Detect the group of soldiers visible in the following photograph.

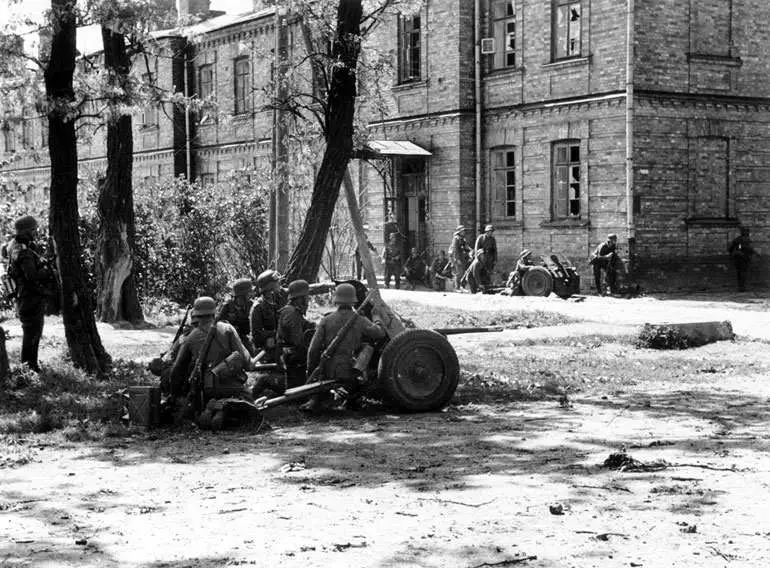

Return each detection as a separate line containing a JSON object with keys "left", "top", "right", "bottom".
{"left": 157, "top": 271, "right": 386, "bottom": 421}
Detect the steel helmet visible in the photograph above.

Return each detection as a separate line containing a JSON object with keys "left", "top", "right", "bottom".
{"left": 256, "top": 269, "right": 280, "bottom": 292}
{"left": 191, "top": 296, "right": 217, "bottom": 319}
{"left": 287, "top": 279, "right": 310, "bottom": 300}
{"left": 333, "top": 283, "right": 357, "bottom": 306}
{"left": 232, "top": 277, "right": 253, "bottom": 296}
{"left": 14, "top": 215, "right": 38, "bottom": 236}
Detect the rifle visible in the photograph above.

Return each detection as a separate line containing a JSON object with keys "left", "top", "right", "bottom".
{"left": 305, "top": 291, "right": 376, "bottom": 386}
{"left": 188, "top": 321, "right": 219, "bottom": 414}
{"left": 169, "top": 307, "right": 191, "bottom": 352}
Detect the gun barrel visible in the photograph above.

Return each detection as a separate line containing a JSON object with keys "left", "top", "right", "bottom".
{"left": 433, "top": 326, "right": 504, "bottom": 336}
{"left": 256, "top": 380, "right": 339, "bottom": 409}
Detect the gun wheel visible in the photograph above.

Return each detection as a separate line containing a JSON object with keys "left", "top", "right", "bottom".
{"left": 522, "top": 266, "right": 553, "bottom": 296}
{"left": 377, "top": 329, "right": 459, "bottom": 412}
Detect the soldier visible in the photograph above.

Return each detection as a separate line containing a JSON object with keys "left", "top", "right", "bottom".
{"left": 506, "top": 249, "right": 535, "bottom": 295}
{"left": 590, "top": 233, "right": 619, "bottom": 295}
{"left": 473, "top": 224, "right": 498, "bottom": 292}
{"left": 277, "top": 279, "right": 316, "bottom": 389}
{"left": 249, "top": 269, "right": 287, "bottom": 362}
{"left": 403, "top": 247, "right": 426, "bottom": 290}
{"left": 382, "top": 232, "right": 403, "bottom": 289}
{"left": 6, "top": 216, "right": 56, "bottom": 372}
{"left": 429, "top": 250, "right": 451, "bottom": 291}
{"left": 168, "top": 296, "right": 256, "bottom": 404}
{"left": 728, "top": 227, "right": 759, "bottom": 292}
{"left": 449, "top": 225, "right": 470, "bottom": 291}
{"left": 302, "top": 283, "right": 386, "bottom": 412}
{"left": 216, "top": 278, "right": 254, "bottom": 354}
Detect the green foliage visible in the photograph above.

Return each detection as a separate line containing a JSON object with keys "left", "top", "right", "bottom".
{"left": 635, "top": 324, "right": 690, "bottom": 350}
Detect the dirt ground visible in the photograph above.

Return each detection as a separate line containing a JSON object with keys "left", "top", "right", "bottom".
{"left": 2, "top": 289, "right": 770, "bottom": 567}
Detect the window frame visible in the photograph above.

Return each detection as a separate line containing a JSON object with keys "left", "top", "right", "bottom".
{"left": 21, "top": 118, "right": 32, "bottom": 148}
{"left": 141, "top": 73, "right": 158, "bottom": 127}
{"left": 551, "top": 0, "right": 582, "bottom": 61}
{"left": 397, "top": 14, "right": 421, "bottom": 83}
{"left": 198, "top": 64, "right": 215, "bottom": 101}
{"left": 551, "top": 140, "right": 582, "bottom": 220}
{"left": 233, "top": 57, "right": 251, "bottom": 115}
{"left": 491, "top": 0, "right": 517, "bottom": 70}
{"left": 490, "top": 147, "right": 517, "bottom": 220}
{"left": 2, "top": 124, "right": 15, "bottom": 153}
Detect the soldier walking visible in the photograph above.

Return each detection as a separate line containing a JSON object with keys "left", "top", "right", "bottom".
{"left": 473, "top": 224, "right": 498, "bottom": 292}
{"left": 216, "top": 278, "right": 254, "bottom": 354}
{"left": 277, "top": 279, "right": 316, "bottom": 389}
{"left": 449, "top": 225, "right": 470, "bottom": 291}
{"left": 249, "top": 270, "right": 286, "bottom": 362}
{"left": 6, "top": 216, "right": 56, "bottom": 372}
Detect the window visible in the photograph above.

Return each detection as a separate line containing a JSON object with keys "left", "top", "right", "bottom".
{"left": 397, "top": 14, "right": 421, "bottom": 82}
{"left": 40, "top": 118, "right": 48, "bottom": 147}
{"left": 234, "top": 57, "right": 251, "bottom": 114}
{"left": 492, "top": 148, "right": 516, "bottom": 218}
{"left": 141, "top": 73, "right": 158, "bottom": 127}
{"left": 491, "top": 0, "right": 516, "bottom": 69}
{"left": 691, "top": 137, "right": 729, "bottom": 218}
{"left": 199, "top": 64, "right": 214, "bottom": 100}
{"left": 21, "top": 119, "right": 32, "bottom": 147}
{"left": 2, "top": 124, "right": 15, "bottom": 153}
{"left": 552, "top": 0, "right": 581, "bottom": 60}
{"left": 552, "top": 141, "right": 581, "bottom": 218}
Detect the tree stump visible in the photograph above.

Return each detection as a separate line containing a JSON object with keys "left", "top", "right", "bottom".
{"left": 637, "top": 321, "right": 734, "bottom": 349}
{"left": 0, "top": 326, "right": 9, "bottom": 384}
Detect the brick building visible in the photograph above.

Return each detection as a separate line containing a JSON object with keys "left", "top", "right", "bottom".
{"left": 2, "top": 0, "right": 769, "bottom": 289}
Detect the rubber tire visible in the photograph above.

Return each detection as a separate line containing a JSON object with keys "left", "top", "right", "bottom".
{"left": 522, "top": 266, "right": 553, "bottom": 297}
{"left": 377, "top": 329, "right": 460, "bottom": 412}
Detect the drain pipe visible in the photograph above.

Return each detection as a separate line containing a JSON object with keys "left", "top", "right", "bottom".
{"left": 474, "top": 0, "right": 483, "bottom": 235}
{"left": 625, "top": 0, "right": 636, "bottom": 268}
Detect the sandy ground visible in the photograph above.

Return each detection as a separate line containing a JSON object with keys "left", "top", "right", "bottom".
{"left": 2, "top": 289, "right": 770, "bottom": 567}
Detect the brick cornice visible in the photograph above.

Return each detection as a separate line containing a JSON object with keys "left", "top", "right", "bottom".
{"left": 486, "top": 91, "right": 626, "bottom": 123}
{"left": 635, "top": 90, "right": 770, "bottom": 112}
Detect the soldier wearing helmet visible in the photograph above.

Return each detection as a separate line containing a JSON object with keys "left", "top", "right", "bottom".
{"left": 302, "top": 283, "right": 386, "bottom": 411}
{"left": 6, "top": 215, "right": 56, "bottom": 372}
{"left": 472, "top": 224, "right": 498, "bottom": 292}
{"left": 216, "top": 277, "right": 254, "bottom": 354}
{"left": 277, "top": 279, "right": 316, "bottom": 388}
{"left": 506, "top": 248, "right": 535, "bottom": 296}
{"left": 169, "top": 296, "right": 256, "bottom": 403}
{"left": 589, "top": 233, "right": 619, "bottom": 295}
{"left": 249, "top": 269, "right": 287, "bottom": 362}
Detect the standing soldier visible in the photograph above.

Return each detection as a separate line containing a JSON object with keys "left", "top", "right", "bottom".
{"left": 277, "top": 279, "right": 316, "bottom": 389}
{"left": 449, "top": 225, "right": 470, "bottom": 291}
{"left": 249, "top": 270, "right": 286, "bottom": 362}
{"left": 589, "top": 233, "right": 619, "bottom": 295}
{"left": 302, "top": 283, "right": 386, "bottom": 412}
{"left": 216, "top": 278, "right": 254, "bottom": 354}
{"left": 382, "top": 232, "right": 403, "bottom": 289}
{"left": 473, "top": 224, "right": 498, "bottom": 292}
{"left": 728, "top": 227, "right": 759, "bottom": 292}
{"left": 6, "top": 216, "right": 56, "bottom": 372}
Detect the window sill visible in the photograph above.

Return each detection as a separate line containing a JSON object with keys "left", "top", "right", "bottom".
{"left": 687, "top": 53, "right": 742, "bottom": 67}
{"left": 542, "top": 56, "right": 591, "bottom": 70}
{"left": 685, "top": 217, "right": 740, "bottom": 228}
{"left": 139, "top": 124, "right": 159, "bottom": 132}
{"left": 392, "top": 79, "right": 428, "bottom": 92}
{"left": 540, "top": 218, "right": 590, "bottom": 228}
{"left": 485, "top": 67, "right": 524, "bottom": 79}
{"left": 490, "top": 220, "right": 522, "bottom": 230}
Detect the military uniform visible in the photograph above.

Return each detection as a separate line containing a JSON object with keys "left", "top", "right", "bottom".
{"left": 249, "top": 271, "right": 287, "bottom": 361}
{"left": 403, "top": 250, "right": 426, "bottom": 290}
{"left": 217, "top": 299, "right": 252, "bottom": 350}
{"left": 728, "top": 230, "right": 757, "bottom": 292}
{"left": 429, "top": 254, "right": 450, "bottom": 291}
{"left": 7, "top": 217, "right": 54, "bottom": 372}
{"left": 473, "top": 225, "right": 498, "bottom": 291}
{"left": 277, "top": 280, "right": 315, "bottom": 389}
{"left": 449, "top": 226, "right": 470, "bottom": 290}
{"left": 506, "top": 250, "right": 534, "bottom": 295}
{"left": 590, "top": 235, "right": 619, "bottom": 295}
{"left": 382, "top": 238, "right": 402, "bottom": 289}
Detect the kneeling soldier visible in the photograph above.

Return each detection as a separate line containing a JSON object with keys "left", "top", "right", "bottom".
{"left": 277, "top": 279, "right": 316, "bottom": 389}
{"left": 302, "top": 283, "right": 386, "bottom": 412}
{"left": 216, "top": 278, "right": 254, "bottom": 354}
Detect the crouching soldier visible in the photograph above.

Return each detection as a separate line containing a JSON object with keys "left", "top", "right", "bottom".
{"left": 277, "top": 279, "right": 316, "bottom": 389}
{"left": 169, "top": 296, "right": 257, "bottom": 417}
{"left": 216, "top": 278, "right": 254, "bottom": 354}
{"left": 250, "top": 270, "right": 286, "bottom": 362}
{"left": 505, "top": 249, "right": 535, "bottom": 295}
{"left": 301, "top": 283, "right": 386, "bottom": 412}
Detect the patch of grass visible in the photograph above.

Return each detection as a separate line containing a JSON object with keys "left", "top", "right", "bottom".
{"left": 0, "top": 358, "right": 156, "bottom": 437}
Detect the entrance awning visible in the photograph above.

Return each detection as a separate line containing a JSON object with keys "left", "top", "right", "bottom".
{"left": 356, "top": 140, "right": 432, "bottom": 159}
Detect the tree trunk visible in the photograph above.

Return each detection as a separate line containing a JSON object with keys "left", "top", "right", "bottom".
{"left": 45, "top": 0, "right": 111, "bottom": 374}
{"left": 96, "top": 26, "right": 144, "bottom": 324}
{"left": 284, "top": 0, "right": 363, "bottom": 282}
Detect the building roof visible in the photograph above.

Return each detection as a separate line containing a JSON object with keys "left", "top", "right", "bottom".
{"left": 154, "top": 7, "right": 275, "bottom": 40}
{"left": 359, "top": 140, "right": 432, "bottom": 158}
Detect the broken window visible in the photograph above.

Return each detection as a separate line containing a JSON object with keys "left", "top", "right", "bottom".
{"left": 552, "top": 0, "right": 581, "bottom": 60}
{"left": 492, "top": 148, "right": 516, "bottom": 218}
{"left": 398, "top": 14, "right": 421, "bottom": 82}
{"left": 552, "top": 141, "right": 581, "bottom": 219}
{"left": 491, "top": 0, "right": 516, "bottom": 69}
